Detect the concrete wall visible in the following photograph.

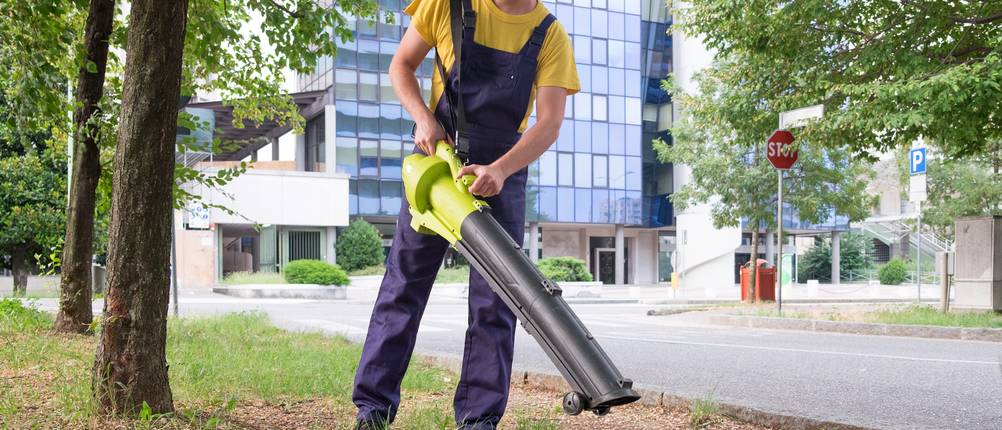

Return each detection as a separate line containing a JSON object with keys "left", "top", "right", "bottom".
{"left": 539, "top": 224, "right": 663, "bottom": 285}
{"left": 175, "top": 225, "right": 216, "bottom": 289}
{"left": 541, "top": 230, "right": 585, "bottom": 260}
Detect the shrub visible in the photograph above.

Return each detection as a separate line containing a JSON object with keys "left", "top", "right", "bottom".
{"left": 878, "top": 258, "right": 908, "bottom": 285}
{"left": 537, "top": 257, "right": 592, "bottom": 282}
{"left": 283, "top": 260, "right": 349, "bottom": 286}
{"left": 797, "top": 232, "right": 873, "bottom": 282}
{"left": 336, "top": 219, "right": 385, "bottom": 272}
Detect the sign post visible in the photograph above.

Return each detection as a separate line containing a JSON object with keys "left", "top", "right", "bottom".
{"left": 772, "top": 105, "right": 824, "bottom": 315}
{"left": 909, "top": 147, "right": 928, "bottom": 301}
{"left": 767, "top": 130, "right": 798, "bottom": 315}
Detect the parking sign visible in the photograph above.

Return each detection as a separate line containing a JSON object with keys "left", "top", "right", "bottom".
{"left": 909, "top": 148, "right": 927, "bottom": 175}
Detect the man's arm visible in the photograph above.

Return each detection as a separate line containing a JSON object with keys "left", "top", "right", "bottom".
{"left": 390, "top": 25, "right": 448, "bottom": 155}
{"left": 457, "top": 86, "right": 568, "bottom": 197}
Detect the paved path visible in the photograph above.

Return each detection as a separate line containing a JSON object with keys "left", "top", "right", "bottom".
{"left": 24, "top": 290, "right": 1002, "bottom": 429}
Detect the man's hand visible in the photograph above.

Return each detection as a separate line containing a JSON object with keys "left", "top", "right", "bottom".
{"left": 414, "top": 114, "right": 449, "bottom": 155}
{"left": 456, "top": 163, "right": 510, "bottom": 197}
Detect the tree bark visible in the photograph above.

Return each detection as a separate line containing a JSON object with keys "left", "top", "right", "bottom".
{"left": 55, "top": 0, "right": 115, "bottom": 335}
{"left": 11, "top": 244, "right": 29, "bottom": 297}
{"left": 92, "top": 0, "right": 188, "bottom": 416}
{"left": 748, "top": 226, "right": 759, "bottom": 304}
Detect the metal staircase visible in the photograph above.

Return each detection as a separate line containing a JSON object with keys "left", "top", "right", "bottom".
{"left": 857, "top": 216, "right": 952, "bottom": 258}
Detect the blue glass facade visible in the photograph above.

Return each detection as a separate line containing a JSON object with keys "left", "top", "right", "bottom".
{"left": 301, "top": 0, "right": 674, "bottom": 226}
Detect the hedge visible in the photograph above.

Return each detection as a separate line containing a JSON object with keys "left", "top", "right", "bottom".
{"left": 283, "top": 260, "right": 349, "bottom": 286}
{"left": 878, "top": 258, "right": 908, "bottom": 285}
{"left": 537, "top": 257, "right": 592, "bottom": 282}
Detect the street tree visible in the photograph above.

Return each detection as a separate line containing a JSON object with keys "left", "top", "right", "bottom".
{"left": 672, "top": 0, "right": 1002, "bottom": 160}
{"left": 92, "top": 0, "right": 189, "bottom": 414}
{"left": 89, "top": 0, "right": 381, "bottom": 416}
{"left": 917, "top": 149, "right": 1002, "bottom": 240}
{"left": 657, "top": 54, "right": 873, "bottom": 302}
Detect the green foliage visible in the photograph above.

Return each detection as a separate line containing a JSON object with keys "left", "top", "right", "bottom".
{"left": 0, "top": 299, "right": 52, "bottom": 333}
{"left": 282, "top": 260, "right": 349, "bottom": 286}
{"left": 920, "top": 149, "right": 1002, "bottom": 240}
{"left": 689, "top": 391, "right": 720, "bottom": 429}
{"left": 878, "top": 258, "right": 908, "bottom": 285}
{"left": 335, "top": 219, "right": 385, "bottom": 272}
{"left": 797, "top": 233, "right": 873, "bottom": 282}
{"left": 435, "top": 265, "right": 470, "bottom": 284}
{"left": 673, "top": 1, "right": 1002, "bottom": 160}
{"left": 537, "top": 257, "right": 593, "bottom": 282}
{"left": 220, "top": 271, "right": 286, "bottom": 285}
{"left": 0, "top": 150, "right": 67, "bottom": 269}
{"left": 869, "top": 305, "right": 1002, "bottom": 328}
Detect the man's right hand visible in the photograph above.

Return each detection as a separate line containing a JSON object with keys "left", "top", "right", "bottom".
{"left": 414, "top": 115, "right": 450, "bottom": 155}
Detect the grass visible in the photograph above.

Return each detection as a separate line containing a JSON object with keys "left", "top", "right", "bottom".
{"left": 219, "top": 271, "right": 287, "bottom": 285}
{"left": 688, "top": 392, "right": 720, "bottom": 429}
{"left": 347, "top": 264, "right": 387, "bottom": 276}
{"left": 0, "top": 299, "right": 457, "bottom": 429}
{"left": 434, "top": 266, "right": 470, "bottom": 284}
{"left": 867, "top": 305, "right": 1002, "bottom": 328}
{"left": 748, "top": 304, "right": 1002, "bottom": 328}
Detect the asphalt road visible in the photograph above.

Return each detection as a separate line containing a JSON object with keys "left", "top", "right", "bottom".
{"left": 34, "top": 293, "right": 1002, "bottom": 429}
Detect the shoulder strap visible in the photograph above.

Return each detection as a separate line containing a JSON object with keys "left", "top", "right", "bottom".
{"left": 520, "top": 14, "right": 556, "bottom": 59}
{"left": 433, "top": 0, "right": 475, "bottom": 162}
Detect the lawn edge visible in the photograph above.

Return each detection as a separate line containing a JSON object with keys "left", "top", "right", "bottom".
{"left": 705, "top": 314, "right": 1002, "bottom": 342}
{"left": 419, "top": 355, "right": 872, "bottom": 430}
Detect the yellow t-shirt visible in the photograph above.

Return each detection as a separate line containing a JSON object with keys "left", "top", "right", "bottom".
{"left": 404, "top": 0, "right": 580, "bottom": 132}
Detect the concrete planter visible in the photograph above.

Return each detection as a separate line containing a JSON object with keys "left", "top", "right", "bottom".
{"left": 213, "top": 284, "right": 347, "bottom": 300}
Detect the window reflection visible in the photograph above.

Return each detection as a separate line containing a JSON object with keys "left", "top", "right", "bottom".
{"left": 593, "top": 155, "right": 608, "bottom": 187}
{"left": 591, "top": 122, "right": 608, "bottom": 154}
{"left": 574, "top": 121, "right": 591, "bottom": 152}
{"left": 335, "top": 69, "right": 357, "bottom": 100}
{"left": 575, "top": 188, "right": 592, "bottom": 223}
{"left": 591, "top": 10, "right": 608, "bottom": 39}
{"left": 381, "top": 180, "right": 402, "bottom": 215}
{"left": 609, "top": 155, "right": 625, "bottom": 188}
{"left": 357, "top": 103, "right": 380, "bottom": 138}
{"left": 359, "top": 140, "right": 379, "bottom": 177}
{"left": 593, "top": 95, "right": 607, "bottom": 122}
{"left": 359, "top": 72, "right": 378, "bottom": 102}
{"left": 358, "top": 179, "right": 379, "bottom": 214}
{"left": 539, "top": 151, "right": 557, "bottom": 186}
{"left": 380, "top": 140, "right": 402, "bottom": 179}
{"left": 336, "top": 137, "right": 358, "bottom": 175}
{"left": 592, "top": 39, "right": 607, "bottom": 65}
{"left": 557, "top": 187, "right": 575, "bottom": 222}
{"left": 558, "top": 152, "right": 574, "bottom": 186}
{"left": 539, "top": 186, "right": 557, "bottom": 221}
{"left": 336, "top": 101, "right": 357, "bottom": 137}
{"left": 575, "top": 153, "right": 591, "bottom": 187}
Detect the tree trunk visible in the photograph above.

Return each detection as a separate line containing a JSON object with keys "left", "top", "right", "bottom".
{"left": 92, "top": 0, "right": 188, "bottom": 416}
{"left": 11, "top": 245, "right": 29, "bottom": 297}
{"left": 748, "top": 226, "right": 759, "bottom": 304}
{"left": 55, "top": 0, "right": 115, "bottom": 335}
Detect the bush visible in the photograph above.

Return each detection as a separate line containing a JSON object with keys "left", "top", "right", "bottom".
{"left": 797, "top": 232, "right": 873, "bottom": 282}
{"left": 283, "top": 260, "right": 349, "bottom": 286}
{"left": 878, "top": 258, "right": 908, "bottom": 285}
{"left": 336, "top": 219, "right": 385, "bottom": 272}
{"left": 537, "top": 257, "right": 592, "bottom": 282}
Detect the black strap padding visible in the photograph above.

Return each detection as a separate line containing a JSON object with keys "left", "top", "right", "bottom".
{"left": 433, "top": 0, "right": 473, "bottom": 162}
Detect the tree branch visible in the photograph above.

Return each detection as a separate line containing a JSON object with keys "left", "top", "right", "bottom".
{"left": 263, "top": 0, "right": 303, "bottom": 18}
{"left": 900, "top": 1, "right": 1002, "bottom": 25}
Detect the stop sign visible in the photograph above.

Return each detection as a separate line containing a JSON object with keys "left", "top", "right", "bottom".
{"left": 766, "top": 130, "right": 798, "bottom": 170}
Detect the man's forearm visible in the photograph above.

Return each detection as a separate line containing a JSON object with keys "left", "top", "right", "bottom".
{"left": 492, "top": 118, "right": 561, "bottom": 177}
{"left": 389, "top": 62, "right": 436, "bottom": 128}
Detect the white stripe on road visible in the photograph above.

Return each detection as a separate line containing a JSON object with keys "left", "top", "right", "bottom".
{"left": 596, "top": 335, "right": 1001, "bottom": 366}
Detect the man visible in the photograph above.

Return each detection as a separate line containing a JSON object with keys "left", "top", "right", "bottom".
{"left": 352, "top": 0, "right": 578, "bottom": 428}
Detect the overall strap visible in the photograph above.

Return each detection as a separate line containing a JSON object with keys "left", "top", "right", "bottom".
{"left": 433, "top": 0, "right": 476, "bottom": 162}
{"left": 519, "top": 14, "right": 556, "bottom": 59}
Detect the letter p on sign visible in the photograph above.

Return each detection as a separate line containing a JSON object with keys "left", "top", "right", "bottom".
{"left": 909, "top": 148, "right": 927, "bottom": 176}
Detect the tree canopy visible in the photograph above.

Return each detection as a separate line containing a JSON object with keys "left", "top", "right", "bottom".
{"left": 672, "top": 0, "right": 1002, "bottom": 160}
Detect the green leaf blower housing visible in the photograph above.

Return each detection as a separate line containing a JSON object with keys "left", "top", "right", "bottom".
{"left": 402, "top": 141, "right": 641, "bottom": 415}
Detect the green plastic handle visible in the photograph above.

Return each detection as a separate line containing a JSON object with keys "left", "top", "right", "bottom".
{"left": 434, "top": 140, "right": 477, "bottom": 193}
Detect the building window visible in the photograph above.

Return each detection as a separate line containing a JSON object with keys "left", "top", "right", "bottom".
{"left": 557, "top": 187, "right": 575, "bottom": 222}
{"left": 357, "top": 103, "right": 380, "bottom": 138}
{"left": 626, "top": 156, "right": 642, "bottom": 191}
{"left": 359, "top": 139, "right": 379, "bottom": 177}
{"left": 336, "top": 101, "right": 358, "bottom": 137}
{"left": 591, "top": 10, "right": 608, "bottom": 38}
{"left": 358, "top": 39, "right": 380, "bottom": 70}
{"left": 592, "top": 122, "right": 608, "bottom": 154}
{"left": 574, "top": 93, "right": 591, "bottom": 120}
{"left": 575, "top": 188, "right": 592, "bottom": 223}
{"left": 358, "top": 179, "right": 380, "bottom": 214}
{"left": 574, "top": 120, "right": 591, "bottom": 153}
{"left": 608, "top": 12, "right": 624, "bottom": 40}
{"left": 574, "top": 6, "right": 591, "bottom": 35}
{"left": 593, "top": 155, "right": 608, "bottom": 187}
{"left": 609, "top": 154, "right": 625, "bottom": 188}
{"left": 380, "top": 104, "right": 401, "bottom": 139}
{"left": 609, "top": 68, "right": 625, "bottom": 96}
{"left": 539, "top": 151, "right": 557, "bottom": 185}
{"left": 381, "top": 180, "right": 402, "bottom": 215}
{"left": 380, "top": 139, "right": 402, "bottom": 179}
{"left": 359, "top": 72, "right": 378, "bottom": 102}
{"left": 335, "top": 69, "right": 358, "bottom": 100}
{"left": 557, "top": 120, "right": 574, "bottom": 151}
{"left": 592, "top": 39, "right": 607, "bottom": 65}
{"left": 625, "top": 97, "right": 642, "bottom": 125}
{"left": 608, "top": 95, "right": 625, "bottom": 123}
{"left": 335, "top": 137, "right": 358, "bottom": 175}
{"left": 608, "top": 123, "right": 625, "bottom": 154}
{"left": 539, "top": 186, "right": 557, "bottom": 221}
{"left": 558, "top": 152, "right": 574, "bottom": 186}
{"left": 380, "top": 73, "right": 397, "bottom": 104}
{"left": 574, "top": 153, "right": 592, "bottom": 187}
{"left": 574, "top": 35, "right": 591, "bottom": 64}
{"left": 593, "top": 95, "right": 608, "bottom": 122}
{"left": 591, "top": 65, "right": 608, "bottom": 94}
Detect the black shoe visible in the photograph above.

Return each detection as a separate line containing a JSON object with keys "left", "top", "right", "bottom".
{"left": 355, "top": 417, "right": 389, "bottom": 430}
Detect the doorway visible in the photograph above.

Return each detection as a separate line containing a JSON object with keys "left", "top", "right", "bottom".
{"left": 594, "top": 248, "right": 616, "bottom": 285}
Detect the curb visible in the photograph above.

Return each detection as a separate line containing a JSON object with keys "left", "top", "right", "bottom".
{"left": 706, "top": 314, "right": 1002, "bottom": 342}
{"left": 418, "top": 355, "right": 871, "bottom": 430}
{"left": 212, "top": 285, "right": 347, "bottom": 300}
{"left": 644, "top": 298, "right": 942, "bottom": 305}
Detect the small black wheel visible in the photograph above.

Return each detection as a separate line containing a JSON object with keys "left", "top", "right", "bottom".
{"left": 591, "top": 406, "right": 610, "bottom": 416}
{"left": 562, "top": 392, "right": 585, "bottom": 416}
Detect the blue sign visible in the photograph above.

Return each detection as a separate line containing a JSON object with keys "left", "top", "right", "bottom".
{"left": 909, "top": 148, "right": 927, "bottom": 175}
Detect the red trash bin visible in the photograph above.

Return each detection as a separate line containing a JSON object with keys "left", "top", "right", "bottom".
{"left": 740, "top": 259, "right": 776, "bottom": 301}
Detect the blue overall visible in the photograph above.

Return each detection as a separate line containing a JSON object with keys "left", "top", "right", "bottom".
{"left": 352, "top": 2, "right": 556, "bottom": 428}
